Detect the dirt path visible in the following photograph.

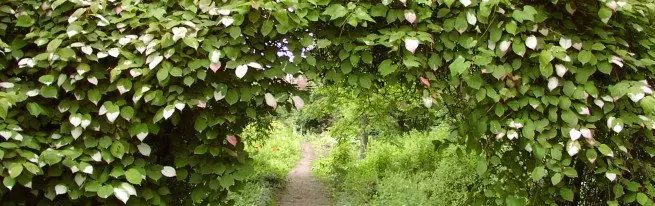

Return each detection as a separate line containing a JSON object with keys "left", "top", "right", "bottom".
{"left": 278, "top": 142, "right": 329, "bottom": 206}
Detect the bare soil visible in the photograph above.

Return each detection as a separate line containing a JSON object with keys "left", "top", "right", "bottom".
{"left": 278, "top": 142, "right": 329, "bottom": 206}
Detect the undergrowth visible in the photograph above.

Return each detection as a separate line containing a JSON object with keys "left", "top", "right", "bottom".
{"left": 311, "top": 125, "right": 479, "bottom": 205}
{"left": 226, "top": 121, "right": 302, "bottom": 206}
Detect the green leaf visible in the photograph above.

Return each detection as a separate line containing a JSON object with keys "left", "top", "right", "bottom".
{"left": 125, "top": 168, "right": 142, "bottom": 185}
{"left": 531, "top": 166, "right": 547, "bottom": 181}
{"left": 506, "top": 196, "right": 526, "bottom": 206}
{"left": 505, "top": 21, "right": 518, "bottom": 35}
{"left": 476, "top": 156, "right": 487, "bottom": 175}
{"left": 598, "top": 144, "right": 613, "bottom": 156}
{"left": 39, "top": 75, "right": 55, "bottom": 85}
{"left": 47, "top": 39, "right": 63, "bottom": 52}
{"left": 110, "top": 141, "right": 126, "bottom": 159}
{"left": 23, "top": 162, "right": 41, "bottom": 174}
{"left": 323, "top": 4, "right": 348, "bottom": 20}
{"left": 561, "top": 110, "right": 578, "bottom": 126}
{"left": 378, "top": 59, "right": 397, "bottom": 76}
{"left": 598, "top": 7, "right": 612, "bottom": 24}
{"left": 551, "top": 173, "right": 562, "bottom": 185}
{"left": 15, "top": 15, "right": 35, "bottom": 27}
{"left": 97, "top": 185, "right": 113, "bottom": 198}
{"left": 8, "top": 163, "right": 23, "bottom": 178}
{"left": 40, "top": 86, "right": 58, "bottom": 98}
{"left": 225, "top": 89, "right": 239, "bottom": 105}
{"left": 261, "top": 20, "right": 274, "bottom": 36}
{"left": 359, "top": 75, "right": 372, "bottom": 89}
{"left": 637, "top": 193, "right": 652, "bottom": 205}
{"left": 183, "top": 37, "right": 199, "bottom": 49}
{"left": 560, "top": 187, "right": 574, "bottom": 201}
{"left": 563, "top": 167, "right": 578, "bottom": 178}
{"left": 578, "top": 50, "right": 593, "bottom": 65}
{"left": 449, "top": 56, "right": 470, "bottom": 76}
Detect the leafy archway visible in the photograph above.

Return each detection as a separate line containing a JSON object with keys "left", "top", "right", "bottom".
{"left": 0, "top": 0, "right": 654, "bottom": 205}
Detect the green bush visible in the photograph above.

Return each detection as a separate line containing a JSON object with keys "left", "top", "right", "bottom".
{"left": 313, "top": 126, "right": 478, "bottom": 205}
{"left": 227, "top": 121, "right": 301, "bottom": 206}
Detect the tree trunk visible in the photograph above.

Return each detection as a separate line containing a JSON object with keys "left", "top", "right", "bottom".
{"left": 359, "top": 115, "right": 369, "bottom": 159}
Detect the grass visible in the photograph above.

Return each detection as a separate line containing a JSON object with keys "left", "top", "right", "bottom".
{"left": 226, "top": 121, "right": 302, "bottom": 206}
{"left": 310, "top": 124, "right": 479, "bottom": 205}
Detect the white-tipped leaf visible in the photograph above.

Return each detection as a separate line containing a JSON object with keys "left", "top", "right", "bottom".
{"left": 161, "top": 166, "right": 176, "bottom": 177}
{"left": 466, "top": 12, "right": 477, "bottom": 25}
{"left": 525, "top": 35, "right": 537, "bottom": 50}
{"left": 559, "top": 37, "right": 572, "bottom": 50}
{"left": 566, "top": 141, "right": 581, "bottom": 156}
{"left": 605, "top": 172, "right": 617, "bottom": 181}
{"left": 292, "top": 96, "right": 305, "bottom": 110}
{"left": 55, "top": 184, "right": 68, "bottom": 195}
{"left": 235, "top": 65, "right": 248, "bottom": 78}
{"left": 580, "top": 128, "right": 593, "bottom": 139}
{"left": 460, "top": 0, "right": 472, "bottom": 7}
{"left": 555, "top": 64, "right": 568, "bottom": 77}
{"left": 548, "top": 77, "right": 559, "bottom": 91}
{"left": 404, "top": 11, "right": 417, "bottom": 24}
{"left": 499, "top": 40, "right": 512, "bottom": 53}
{"left": 404, "top": 39, "right": 419, "bottom": 53}
{"left": 569, "top": 128, "right": 581, "bottom": 141}
{"left": 264, "top": 93, "right": 277, "bottom": 109}
{"left": 137, "top": 143, "right": 151, "bottom": 156}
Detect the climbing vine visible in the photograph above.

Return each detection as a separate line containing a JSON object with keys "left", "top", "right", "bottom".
{"left": 0, "top": 0, "right": 654, "bottom": 205}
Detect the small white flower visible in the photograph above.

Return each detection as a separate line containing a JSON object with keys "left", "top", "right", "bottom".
{"left": 572, "top": 43, "right": 583, "bottom": 50}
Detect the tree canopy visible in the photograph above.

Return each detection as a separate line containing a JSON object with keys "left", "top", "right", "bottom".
{"left": 1, "top": 0, "right": 655, "bottom": 205}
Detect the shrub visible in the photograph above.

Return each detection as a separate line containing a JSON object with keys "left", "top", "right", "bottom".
{"left": 314, "top": 126, "right": 478, "bottom": 205}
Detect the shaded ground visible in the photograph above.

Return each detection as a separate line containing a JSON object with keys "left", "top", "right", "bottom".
{"left": 278, "top": 142, "right": 329, "bottom": 206}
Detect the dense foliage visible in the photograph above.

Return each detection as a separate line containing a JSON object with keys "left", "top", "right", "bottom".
{"left": 226, "top": 120, "right": 301, "bottom": 206}
{"left": 1, "top": 0, "right": 655, "bottom": 205}
{"left": 312, "top": 126, "right": 478, "bottom": 205}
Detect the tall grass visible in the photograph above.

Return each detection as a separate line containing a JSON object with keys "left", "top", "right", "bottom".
{"left": 227, "top": 121, "right": 302, "bottom": 205}
{"left": 312, "top": 125, "right": 479, "bottom": 205}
